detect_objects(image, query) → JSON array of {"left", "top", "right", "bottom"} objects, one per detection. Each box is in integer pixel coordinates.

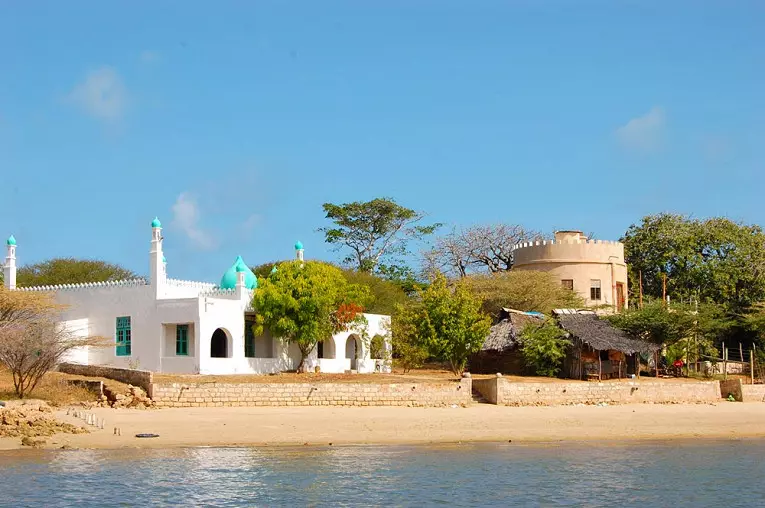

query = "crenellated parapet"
[
  {"left": 166, "top": 278, "right": 216, "bottom": 289},
  {"left": 513, "top": 238, "right": 625, "bottom": 267},
  {"left": 17, "top": 278, "right": 148, "bottom": 292}
]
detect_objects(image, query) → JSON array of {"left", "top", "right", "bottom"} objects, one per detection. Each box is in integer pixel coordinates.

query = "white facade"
[{"left": 2, "top": 221, "right": 391, "bottom": 375}]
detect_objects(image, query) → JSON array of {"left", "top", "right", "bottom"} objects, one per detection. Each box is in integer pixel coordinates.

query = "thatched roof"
[
  {"left": 482, "top": 310, "right": 543, "bottom": 352},
  {"left": 556, "top": 313, "right": 659, "bottom": 354}
]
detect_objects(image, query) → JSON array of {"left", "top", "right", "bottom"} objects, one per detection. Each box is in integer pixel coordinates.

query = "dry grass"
[{"left": 0, "top": 369, "right": 109, "bottom": 406}]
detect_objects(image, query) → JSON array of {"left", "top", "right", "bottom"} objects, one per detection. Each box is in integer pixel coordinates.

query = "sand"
[{"left": 2, "top": 402, "right": 765, "bottom": 450}]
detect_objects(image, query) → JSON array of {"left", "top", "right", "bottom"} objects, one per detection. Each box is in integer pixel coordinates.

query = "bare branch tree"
[
  {"left": 0, "top": 288, "right": 106, "bottom": 398},
  {"left": 422, "top": 223, "right": 547, "bottom": 277}
]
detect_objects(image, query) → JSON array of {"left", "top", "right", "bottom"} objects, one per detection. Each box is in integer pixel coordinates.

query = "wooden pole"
[
  {"left": 740, "top": 343, "right": 744, "bottom": 363},
  {"left": 639, "top": 270, "right": 644, "bottom": 309},
  {"left": 599, "top": 354, "right": 602, "bottom": 381},
  {"left": 751, "top": 347, "right": 755, "bottom": 385},
  {"left": 723, "top": 343, "right": 727, "bottom": 381},
  {"left": 655, "top": 350, "right": 659, "bottom": 378}
]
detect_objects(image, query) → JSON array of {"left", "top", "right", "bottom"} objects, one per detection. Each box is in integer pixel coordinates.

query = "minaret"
[
  {"left": 149, "top": 217, "right": 165, "bottom": 298},
  {"left": 235, "top": 265, "right": 247, "bottom": 300},
  {"left": 3, "top": 235, "right": 17, "bottom": 290},
  {"left": 295, "top": 241, "right": 304, "bottom": 264}
]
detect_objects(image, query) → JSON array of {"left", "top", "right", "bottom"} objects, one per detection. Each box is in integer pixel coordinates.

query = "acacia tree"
[
  {"left": 250, "top": 261, "right": 369, "bottom": 372},
  {"left": 17, "top": 258, "right": 138, "bottom": 287},
  {"left": 423, "top": 224, "right": 546, "bottom": 277},
  {"left": 0, "top": 287, "right": 104, "bottom": 398},
  {"left": 319, "top": 197, "right": 440, "bottom": 274},
  {"left": 462, "top": 271, "right": 584, "bottom": 318},
  {"left": 395, "top": 274, "right": 491, "bottom": 375}
]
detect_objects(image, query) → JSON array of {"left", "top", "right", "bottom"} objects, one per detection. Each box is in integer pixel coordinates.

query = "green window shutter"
[
  {"left": 176, "top": 325, "right": 189, "bottom": 356},
  {"left": 244, "top": 321, "right": 255, "bottom": 358},
  {"left": 116, "top": 317, "right": 132, "bottom": 356}
]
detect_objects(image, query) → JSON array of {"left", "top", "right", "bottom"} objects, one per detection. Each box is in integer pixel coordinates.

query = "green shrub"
[{"left": 518, "top": 319, "right": 571, "bottom": 377}]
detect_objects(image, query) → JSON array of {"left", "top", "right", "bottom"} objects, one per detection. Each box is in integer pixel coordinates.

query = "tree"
[
  {"left": 622, "top": 214, "right": 765, "bottom": 310},
  {"left": 606, "top": 301, "right": 696, "bottom": 346},
  {"left": 462, "top": 271, "right": 584, "bottom": 318},
  {"left": 394, "top": 274, "right": 491, "bottom": 375},
  {"left": 250, "top": 261, "right": 369, "bottom": 372},
  {"left": 319, "top": 197, "right": 440, "bottom": 273},
  {"left": 17, "top": 258, "right": 138, "bottom": 287},
  {"left": 423, "top": 224, "right": 546, "bottom": 277},
  {"left": 0, "top": 287, "right": 104, "bottom": 398},
  {"left": 389, "top": 303, "right": 430, "bottom": 373},
  {"left": 518, "top": 319, "right": 571, "bottom": 377},
  {"left": 253, "top": 261, "right": 407, "bottom": 316}
]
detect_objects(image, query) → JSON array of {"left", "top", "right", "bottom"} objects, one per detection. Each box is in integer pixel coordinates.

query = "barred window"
[{"left": 590, "top": 280, "right": 602, "bottom": 300}]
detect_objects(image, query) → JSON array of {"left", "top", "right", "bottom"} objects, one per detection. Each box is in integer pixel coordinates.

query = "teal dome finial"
[
  {"left": 162, "top": 255, "right": 167, "bottom": 263},
  {"left": 295, "top": 241, "right": 303, "bottom": 250},
  {"left": 270, "top": 266, "right": 278, "bottom": 275},
  {"left": 7, "top": 235, "right": 16, "bottom": 246},
  {"left": 220, "top": 256, "right": 258, "bottom": 290},
  {"left": 151, "top": 217, "right": 162, "bottom": 228}
]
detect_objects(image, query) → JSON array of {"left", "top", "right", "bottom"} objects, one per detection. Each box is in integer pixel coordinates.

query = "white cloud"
[
  {"left": 67, "top": 66, "right": 127, "bottom": 122},
  {"left": 171, "top": 193, "right": 217, "bottom": 250},
  {"left": 616, "top": 106, "right": 665, "bottom": 152},
  {"left": 140, "top": 50, "right": 160, "bottom": 64}
]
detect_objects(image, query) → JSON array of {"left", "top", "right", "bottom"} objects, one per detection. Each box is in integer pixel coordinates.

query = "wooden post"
[
  {"left": 751, "top": 348, "right": 755, "bottom": 385},
  {"left": 599, "top": 352, "right": 604, "bottom": 381},
  {"left": 740, "top": 343, "right": 744, "bottom": 363},
  {"left": 655, "top": 350, "right": 659, "bottom": 378},
  {"left": 723, "top": 343, "right": 727, "bottom": 381}
]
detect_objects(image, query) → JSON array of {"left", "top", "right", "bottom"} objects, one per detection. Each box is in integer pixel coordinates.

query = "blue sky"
[{"left": 1, "top": 1, "right": 763, "bottom": 282}]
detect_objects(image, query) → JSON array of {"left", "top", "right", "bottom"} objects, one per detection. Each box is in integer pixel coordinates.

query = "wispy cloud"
[
  {"left": 616, "top": 106, "right": 665, "bottom": 152},
  {"left": 140, "top": 50, "right": 161, "bottom": 64},
  {"left": 171, "top": 193, "right": 217, "bottom": 250},
  {"left": 67, "top": 66, "right": 127, "bottom": 122}
]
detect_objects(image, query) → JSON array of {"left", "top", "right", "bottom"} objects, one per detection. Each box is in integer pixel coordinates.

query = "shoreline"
[{"left": 2, "top": 403, "right": 765, "bottom": 451}]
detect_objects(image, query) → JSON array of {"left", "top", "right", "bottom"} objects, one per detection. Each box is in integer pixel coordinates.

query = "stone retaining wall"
[
  {"left": 58, "top": 363, "right": 153, "bottom": 394},
  {"left": 742, "top": 384, "right": 765, "bottom": 402},
  {"left": 151, "top": 378, "right": 472, "bottom": 407},
  {"left": 472, "top": 377, "right": 721, "bottom": 406}
]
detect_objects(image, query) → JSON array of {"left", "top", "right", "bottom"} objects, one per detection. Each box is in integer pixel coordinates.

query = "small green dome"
[
  {"left": 220, "top": 256, "right": 258, "bottom": 290},
  {"left": 295, "top": 241, "right": 303, "bottom": 250},
  {"left": 6, "top": 235, "right": 16, "bottom": 246},
  {"left": 270, "top": 266, "right": 278, "bottom": 275},
  {"left": 151, "top": 217, "right": 162, "bottom": 228},
  {"left": 162, "top": 255, "right": 167, "bottom": 263}
]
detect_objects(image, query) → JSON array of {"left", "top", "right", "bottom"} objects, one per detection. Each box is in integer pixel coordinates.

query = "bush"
[{"left": 518, "top": 319, "right": 571, "bottom": 377}]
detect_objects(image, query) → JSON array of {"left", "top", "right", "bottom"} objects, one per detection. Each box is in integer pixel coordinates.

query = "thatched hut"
[
  {"left": 554, "top": 309, "right": 659, "bottom": 380},
  {"left": 469, "top": 308, "right": 544, "bottom": 374}
]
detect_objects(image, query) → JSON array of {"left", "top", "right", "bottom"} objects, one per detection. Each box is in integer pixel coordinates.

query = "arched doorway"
[
  {"left": 210, "top": 328, "right": 230, "bottom": 358},
  {"left": 345, "top": 335, "right": 361, "bottom": 370},
  {"left": 318, "top": 338, "right": 336, "bottom": 359}
]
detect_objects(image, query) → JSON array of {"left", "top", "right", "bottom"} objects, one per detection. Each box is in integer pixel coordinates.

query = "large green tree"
[
  {"left": 16, "top": 258, "right": 138, "bottom": 287},
  {"left": 319, "top": 197, "right": 440, "bottom": 274},
  {"left": 394, "top": 274, "right": 491, "bottom": 375},
  {"left": 622, "top": 214, "right": 765, "bottom": 310},
  {"left": 250, "top": 260, "right": 369, "bottom": 372},
  {"left": 462, "top": 271, "right": 584, "bottom": 318}
]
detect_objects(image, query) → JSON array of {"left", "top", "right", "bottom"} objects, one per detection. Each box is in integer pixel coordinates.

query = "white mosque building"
[{"left": 2, "top": 218, "right": 390, "bottom": 375}]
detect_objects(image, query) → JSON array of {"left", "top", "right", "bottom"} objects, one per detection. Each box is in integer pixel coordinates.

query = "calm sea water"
[{"left": 0, "top": 441, "right": 764, "bottom": 507}]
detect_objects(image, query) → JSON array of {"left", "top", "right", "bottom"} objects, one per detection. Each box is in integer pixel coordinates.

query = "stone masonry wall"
[
  {"left": 741, "top": 384, "right": 765, "bottom": 402},
  {"left": 151, "top": 378, "right": 472, "bottom": 407},
  {"left": 58, "top": 363, "right": 154, "bottom": 394},
  {"left": 472, "top": 376, "right": 721, "bottom": 406}
]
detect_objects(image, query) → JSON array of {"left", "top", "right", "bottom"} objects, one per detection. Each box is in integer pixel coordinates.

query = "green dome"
[
  {"left": 270, "top": 266, "right": 278, "bottom": 275},
  {"left": 6, "top": 235, "right": 16, "bottom": 246},
  {"left": 295, "top": 241, "right": 303, "bottom": 250},
  {"left": 220, "top": 256, "right": 258, "bottom": 290},
  {"left": 151, "top": 217, "right": 162, "bottom": 228},
  {"left": 162, "top": 255, "right": 167, "bottom": 263}
]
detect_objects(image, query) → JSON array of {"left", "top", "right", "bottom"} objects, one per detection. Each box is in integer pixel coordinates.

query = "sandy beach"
[{"left": 2, "top": 402, "right": 765, "bottom": 450}]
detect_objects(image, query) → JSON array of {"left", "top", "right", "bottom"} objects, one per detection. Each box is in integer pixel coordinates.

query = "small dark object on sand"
[{"left": 135, "top": 433, "right": 160, "bottom": 438}]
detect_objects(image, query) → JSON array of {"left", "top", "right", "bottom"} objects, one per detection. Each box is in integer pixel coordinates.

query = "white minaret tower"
[
  {"left": 3, "top": 235, "right": 17, "bottom": 290},
  {"left": 149, "top": 217, "right": 165, "bottom": 298},
  {"left": 295, "top": 241, "right": 304, "bottom": 263}
]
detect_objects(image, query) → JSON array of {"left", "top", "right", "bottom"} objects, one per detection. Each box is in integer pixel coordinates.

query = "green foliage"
[
  {"left": 16, "top": 258, "right": 137, "bottom": 287},
  {"left": 319, "top": 197, "right": 440, "bottom": 273},
  {"left": 389, "top": 303, "right": 430, "bottom": 373},
  {"left": 463, "top": 270, "right": 584, "bottom": 318},
  {"left": 607, "top": 301, "right": 694, "bottom": 346},
  {"left": 370, "top": 334, "right": 386, "bottom": 360},
  {"left": 340, "top": 269, "right": 408, "bottom": 315},
  {"left": 518, "top": 319, "right": 571, "bottom": 377},
  {"left": 250, "top": 261, "right": 369, "bottom": 372},
  {"left": 622, "top": 213, "right": 765, "bottom": 310},
  {"left": 393, "top": 274, "right": 491, "bottom": 375}
]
